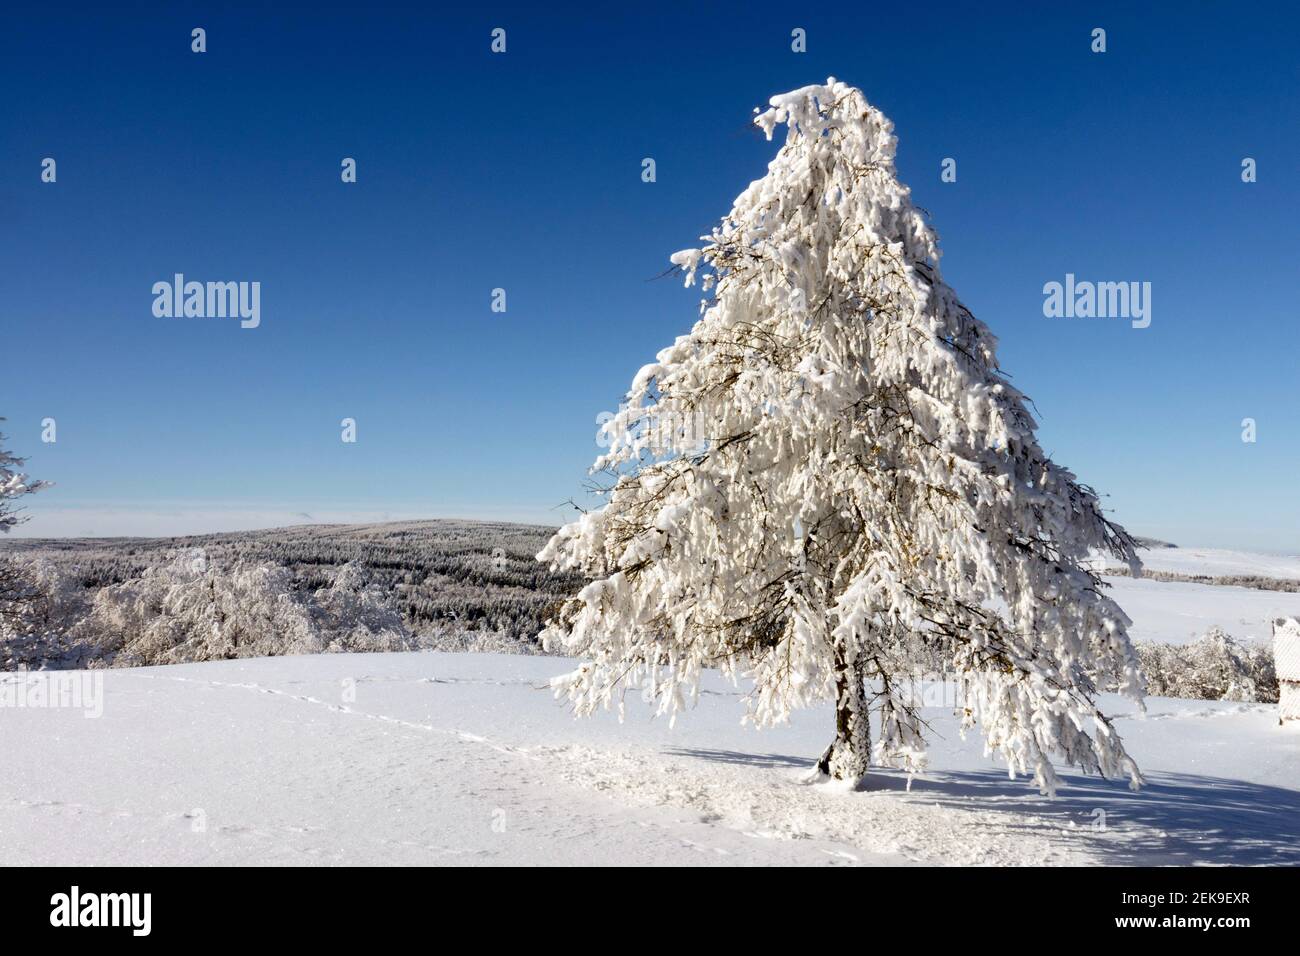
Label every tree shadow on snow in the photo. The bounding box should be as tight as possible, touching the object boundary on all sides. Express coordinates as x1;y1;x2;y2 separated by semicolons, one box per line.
664;747;812;770
669;747;1299;865
872;767;1300;866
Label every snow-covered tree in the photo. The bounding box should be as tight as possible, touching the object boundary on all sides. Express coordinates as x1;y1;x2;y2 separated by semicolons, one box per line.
0;421;46;536
0;557;88;669
538;79;1145;793
70;551;414;666
76;548;322;666
0;421;48;651
311;562;411;652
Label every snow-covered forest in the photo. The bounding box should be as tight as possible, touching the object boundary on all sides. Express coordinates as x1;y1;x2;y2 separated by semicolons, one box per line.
0;520;578;668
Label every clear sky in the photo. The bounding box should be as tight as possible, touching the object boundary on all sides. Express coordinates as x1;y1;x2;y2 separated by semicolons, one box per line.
2;2;1297;550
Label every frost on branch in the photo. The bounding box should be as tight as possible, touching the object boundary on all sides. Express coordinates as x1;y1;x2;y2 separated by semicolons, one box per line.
539;79;1144;794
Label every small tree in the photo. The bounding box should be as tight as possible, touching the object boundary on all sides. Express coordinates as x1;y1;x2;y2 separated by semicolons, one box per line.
538;80;1145;793
311;562;411;652
0;420;48;645
0;420;46;534
0;557;87;669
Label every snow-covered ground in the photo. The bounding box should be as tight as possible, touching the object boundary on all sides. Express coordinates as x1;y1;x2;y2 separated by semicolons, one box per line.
3;652;1297;867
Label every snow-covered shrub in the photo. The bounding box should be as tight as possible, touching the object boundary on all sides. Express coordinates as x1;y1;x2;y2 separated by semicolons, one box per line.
407;623;543;655
311;562;411;653
74;548;321;667
59;551;415;667
1137;628;1278;703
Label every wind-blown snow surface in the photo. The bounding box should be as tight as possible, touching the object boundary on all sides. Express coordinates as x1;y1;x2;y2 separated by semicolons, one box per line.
4;652;1297;866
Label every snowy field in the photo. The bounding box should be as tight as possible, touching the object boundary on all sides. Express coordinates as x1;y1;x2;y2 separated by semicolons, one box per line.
3;651;1297;867
1091;545;1300;645
1103;576;1300;645
1098;546;1300;580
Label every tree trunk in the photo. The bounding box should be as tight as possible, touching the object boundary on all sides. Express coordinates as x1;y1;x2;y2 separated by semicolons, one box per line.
817;648;870;783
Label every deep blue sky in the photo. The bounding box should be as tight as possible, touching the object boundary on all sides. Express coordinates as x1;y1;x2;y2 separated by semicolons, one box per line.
2;2;1296;549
